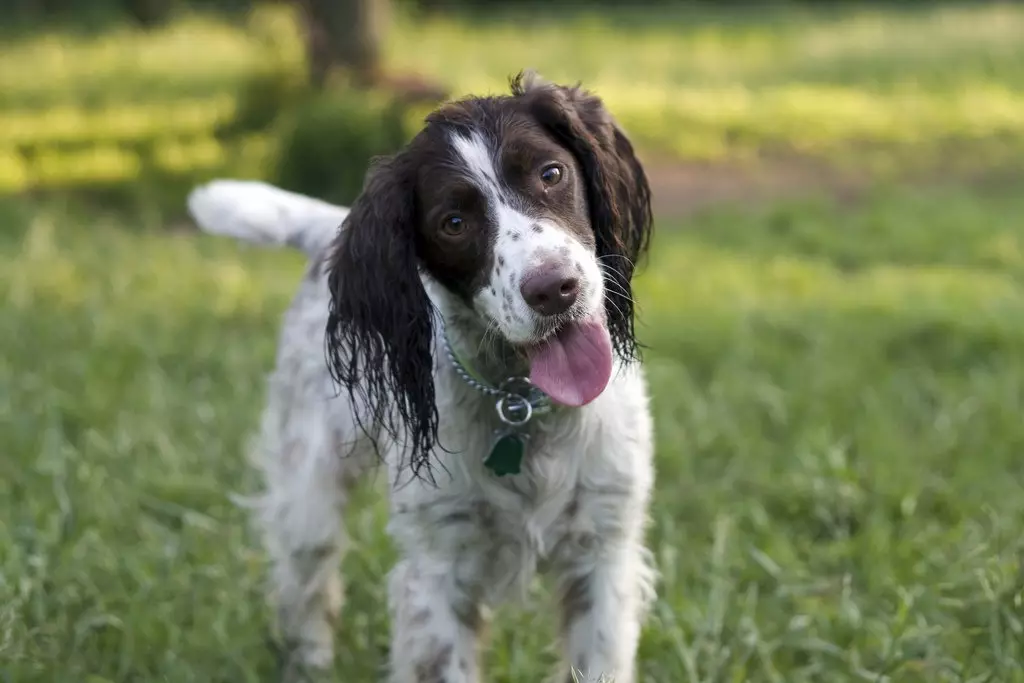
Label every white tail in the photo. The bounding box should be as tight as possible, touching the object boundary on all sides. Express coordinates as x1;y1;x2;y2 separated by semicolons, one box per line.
187;180;350;258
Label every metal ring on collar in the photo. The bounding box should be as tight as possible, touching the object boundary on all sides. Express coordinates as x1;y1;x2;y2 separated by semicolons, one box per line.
496;393;533;427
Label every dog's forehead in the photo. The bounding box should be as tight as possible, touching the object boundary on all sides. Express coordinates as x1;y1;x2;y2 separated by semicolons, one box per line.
413;99;564;192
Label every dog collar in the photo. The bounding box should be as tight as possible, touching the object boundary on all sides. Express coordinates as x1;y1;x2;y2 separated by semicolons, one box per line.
442;332;552;477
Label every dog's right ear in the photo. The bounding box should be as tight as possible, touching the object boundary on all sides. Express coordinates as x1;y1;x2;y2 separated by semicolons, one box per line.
324;156;439;480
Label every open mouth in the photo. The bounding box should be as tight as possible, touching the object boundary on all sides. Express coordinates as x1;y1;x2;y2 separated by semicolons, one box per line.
524;317;613;407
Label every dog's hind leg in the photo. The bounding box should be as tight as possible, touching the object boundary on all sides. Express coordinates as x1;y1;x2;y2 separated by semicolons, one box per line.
250;366;375;675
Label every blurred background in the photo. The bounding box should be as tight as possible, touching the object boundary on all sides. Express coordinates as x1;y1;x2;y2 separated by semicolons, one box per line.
3;1;1024;682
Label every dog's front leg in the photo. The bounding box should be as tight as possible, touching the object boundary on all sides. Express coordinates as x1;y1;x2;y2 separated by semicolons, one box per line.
556;536;654;683
388;558;484;683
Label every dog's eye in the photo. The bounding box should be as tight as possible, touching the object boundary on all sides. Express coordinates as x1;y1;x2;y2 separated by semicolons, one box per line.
441;213;467;236
540;164;563;187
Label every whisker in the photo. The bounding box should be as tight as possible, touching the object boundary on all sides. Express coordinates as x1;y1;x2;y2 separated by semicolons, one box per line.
598;264;636;304
604;291;629;322
600;276;633;300
597;253;636;270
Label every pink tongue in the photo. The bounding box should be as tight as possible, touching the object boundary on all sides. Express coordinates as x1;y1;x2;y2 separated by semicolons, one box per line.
528;320;613;407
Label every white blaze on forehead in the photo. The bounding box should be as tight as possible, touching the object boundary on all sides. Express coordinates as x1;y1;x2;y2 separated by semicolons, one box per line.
449;130;533;233
450;131;504;203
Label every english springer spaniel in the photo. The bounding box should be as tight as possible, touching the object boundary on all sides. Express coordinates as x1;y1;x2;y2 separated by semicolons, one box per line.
188;71;656;683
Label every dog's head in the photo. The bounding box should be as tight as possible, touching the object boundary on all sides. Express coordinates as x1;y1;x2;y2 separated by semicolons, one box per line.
325;71;653;476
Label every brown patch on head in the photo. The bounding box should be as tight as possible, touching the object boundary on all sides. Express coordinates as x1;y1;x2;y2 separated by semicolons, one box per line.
411;134;496;302
494;110;595;249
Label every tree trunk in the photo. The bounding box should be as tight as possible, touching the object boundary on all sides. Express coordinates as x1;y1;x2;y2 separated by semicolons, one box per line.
297;0;448;104
299;0;389;89
122;0;175;28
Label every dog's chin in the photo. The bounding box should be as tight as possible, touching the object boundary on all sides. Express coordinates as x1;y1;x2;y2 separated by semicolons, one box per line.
472;303;614;407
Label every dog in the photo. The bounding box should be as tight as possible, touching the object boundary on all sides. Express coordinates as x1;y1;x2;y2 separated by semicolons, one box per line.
188;71;657;683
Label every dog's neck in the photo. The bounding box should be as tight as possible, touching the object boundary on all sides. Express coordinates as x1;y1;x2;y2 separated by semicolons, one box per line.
426;280;530;388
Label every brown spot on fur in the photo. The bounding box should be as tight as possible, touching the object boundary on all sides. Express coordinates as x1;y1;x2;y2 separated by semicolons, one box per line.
415;642;453;682
410;608;432;626
442;511;472;525
454;601;485;634
306;252;325;281
532;223;544;233
472;500;495;527
561;574;593;630
498;255;505;266
291;544;333;563
510;232;520;241
565;497;579;518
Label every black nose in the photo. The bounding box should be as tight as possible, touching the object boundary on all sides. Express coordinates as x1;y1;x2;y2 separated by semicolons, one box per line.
519;261;580;317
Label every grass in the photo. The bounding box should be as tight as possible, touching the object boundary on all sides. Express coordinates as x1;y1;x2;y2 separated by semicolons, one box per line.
3;1;1024;680
3;2;1024;195
3;178;1024;682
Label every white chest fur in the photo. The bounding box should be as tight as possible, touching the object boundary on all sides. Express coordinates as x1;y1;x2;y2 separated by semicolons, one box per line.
386;348;654;606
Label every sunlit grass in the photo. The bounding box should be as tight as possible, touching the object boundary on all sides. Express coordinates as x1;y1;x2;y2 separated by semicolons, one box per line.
2;2;1024;194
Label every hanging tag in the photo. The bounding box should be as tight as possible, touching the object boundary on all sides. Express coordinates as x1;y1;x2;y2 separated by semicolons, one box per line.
485;432;526;476
484;391;534;477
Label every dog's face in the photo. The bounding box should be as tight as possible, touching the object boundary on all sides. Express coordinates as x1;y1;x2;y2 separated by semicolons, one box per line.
414;114;601;348
325;72;653;477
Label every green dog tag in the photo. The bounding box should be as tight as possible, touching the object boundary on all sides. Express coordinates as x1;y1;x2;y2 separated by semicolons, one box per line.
485;433;525;476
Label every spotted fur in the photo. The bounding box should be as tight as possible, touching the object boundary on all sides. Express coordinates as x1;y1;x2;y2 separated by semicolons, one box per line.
187;70;657;683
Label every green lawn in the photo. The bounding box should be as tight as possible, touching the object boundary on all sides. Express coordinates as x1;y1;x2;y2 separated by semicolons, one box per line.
2;2;1024;194
3;1;1024;681
3;179;1024;682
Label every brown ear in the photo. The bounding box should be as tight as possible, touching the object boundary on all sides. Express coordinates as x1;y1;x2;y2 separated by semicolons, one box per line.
513;70;653;361
324;155;440;481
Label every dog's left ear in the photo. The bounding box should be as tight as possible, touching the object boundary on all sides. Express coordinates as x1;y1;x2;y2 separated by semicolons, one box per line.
513;70;654;361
